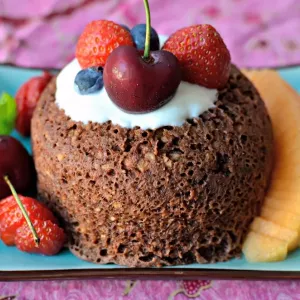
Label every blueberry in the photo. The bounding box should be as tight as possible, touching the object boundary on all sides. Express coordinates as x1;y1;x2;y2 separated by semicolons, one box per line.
120;24;130;32
74;67;103;95
130;24;160;51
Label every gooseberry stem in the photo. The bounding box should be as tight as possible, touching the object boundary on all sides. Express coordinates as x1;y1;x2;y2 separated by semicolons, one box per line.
143;0;151;59
3;175;40;245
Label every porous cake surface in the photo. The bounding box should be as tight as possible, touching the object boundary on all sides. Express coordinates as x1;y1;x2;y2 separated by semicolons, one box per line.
31;65;273;267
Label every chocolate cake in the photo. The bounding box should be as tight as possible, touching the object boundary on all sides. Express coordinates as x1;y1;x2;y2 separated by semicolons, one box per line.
31;65;273;267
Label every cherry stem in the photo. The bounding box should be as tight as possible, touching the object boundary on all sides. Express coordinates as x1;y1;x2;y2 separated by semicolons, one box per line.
143;0;151;59
3;175;40;246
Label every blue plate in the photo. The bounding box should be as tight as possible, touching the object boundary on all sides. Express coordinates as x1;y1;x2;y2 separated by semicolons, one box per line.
1;65;300;280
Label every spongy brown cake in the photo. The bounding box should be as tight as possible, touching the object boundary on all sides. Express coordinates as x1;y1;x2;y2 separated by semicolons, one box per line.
31;65;273;267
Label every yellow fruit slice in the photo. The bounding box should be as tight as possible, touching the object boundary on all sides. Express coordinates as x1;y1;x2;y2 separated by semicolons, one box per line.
242;70;300;262
269;178;300;192
261;206;300;233
250;217;299;251
245;71;300;137
271;167;300;180
264;196;300;215
267;186;300;196
244;70;300;180
267;190;300;205
271;149;300;180
242;231;288;262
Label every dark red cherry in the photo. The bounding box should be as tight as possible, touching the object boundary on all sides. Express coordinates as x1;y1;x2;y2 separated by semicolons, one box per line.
103;45;181;113
0;136;34;199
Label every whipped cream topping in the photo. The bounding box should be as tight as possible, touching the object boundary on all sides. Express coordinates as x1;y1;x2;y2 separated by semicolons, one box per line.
55;35;218;130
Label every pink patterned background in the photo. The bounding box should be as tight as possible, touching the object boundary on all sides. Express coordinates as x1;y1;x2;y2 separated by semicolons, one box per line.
2;279;300;299
1;0;300;299
0;0;300;69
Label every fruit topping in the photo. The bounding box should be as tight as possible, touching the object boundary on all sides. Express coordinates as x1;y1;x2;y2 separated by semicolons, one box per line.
16;71;53;136
76;20;134;69
104;46;181;113
0;176;65;255
0;92;17;135
0;195;57;246
74;67;104;94
0;136;34;199
162;24;231;89
103;0;181;113
131;23;160;51
15;219;65;256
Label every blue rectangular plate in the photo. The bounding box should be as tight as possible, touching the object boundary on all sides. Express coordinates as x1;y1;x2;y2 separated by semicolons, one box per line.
1;64;300;280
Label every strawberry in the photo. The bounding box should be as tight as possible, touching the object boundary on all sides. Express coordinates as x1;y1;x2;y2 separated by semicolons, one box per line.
0;195;58;246
15;219;66;255
0;196;16;219
16;71;53;136
162;24;231;89
76;20;134;69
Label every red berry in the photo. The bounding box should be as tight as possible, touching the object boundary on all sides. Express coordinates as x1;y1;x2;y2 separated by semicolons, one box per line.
0;196;16;220
0;195;57;246
15;219;66;255
162;24;231;89
103;46;181;113
76;20;134;69
16;71;53;136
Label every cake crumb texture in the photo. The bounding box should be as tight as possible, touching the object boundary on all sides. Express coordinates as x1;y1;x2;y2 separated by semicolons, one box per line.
31;65;273;267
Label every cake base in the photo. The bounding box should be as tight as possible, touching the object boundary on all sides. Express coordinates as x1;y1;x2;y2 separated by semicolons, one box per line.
31;65;273;267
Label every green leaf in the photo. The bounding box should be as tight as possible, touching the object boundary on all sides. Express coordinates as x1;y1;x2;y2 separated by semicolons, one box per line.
0;92;17;135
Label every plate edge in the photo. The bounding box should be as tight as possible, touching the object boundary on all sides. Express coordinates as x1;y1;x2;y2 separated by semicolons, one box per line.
1;269;300;281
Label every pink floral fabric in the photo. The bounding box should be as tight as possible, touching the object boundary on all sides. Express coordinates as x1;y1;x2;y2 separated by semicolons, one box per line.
2;279;300;299
0;0;299;68
1;1;300;299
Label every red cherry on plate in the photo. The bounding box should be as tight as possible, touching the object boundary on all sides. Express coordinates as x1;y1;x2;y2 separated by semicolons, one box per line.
0;136;34;199
103;45;181;113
